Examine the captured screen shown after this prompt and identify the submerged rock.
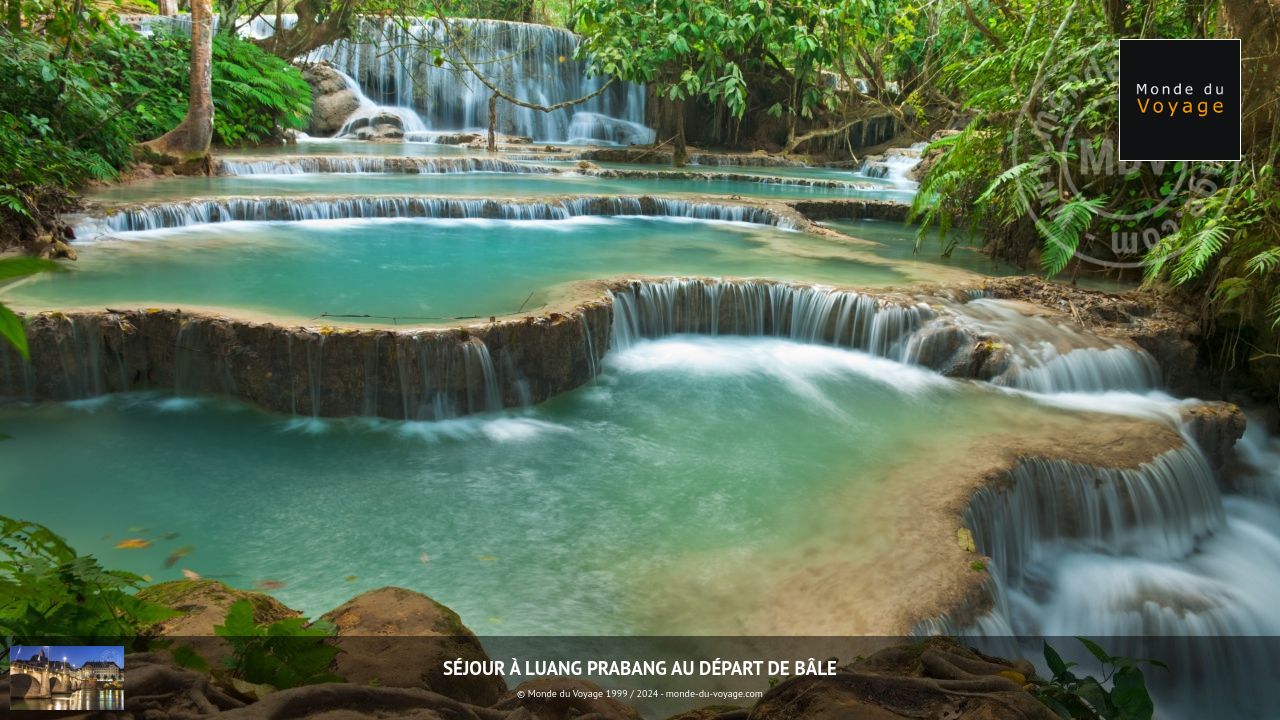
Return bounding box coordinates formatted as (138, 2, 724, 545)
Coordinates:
(320, 586, 507, 706)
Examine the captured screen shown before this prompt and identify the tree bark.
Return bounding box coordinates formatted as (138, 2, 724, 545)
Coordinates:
(1220, 0, 1280, 156)
(157, 0, 177, 15)
(140, 0, 214, 162)
(673, 100, 688, 167)
(249, 0, 355, 59)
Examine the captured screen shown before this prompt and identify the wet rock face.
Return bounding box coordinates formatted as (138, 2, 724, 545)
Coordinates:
(787, 199, 912, 222)
(320, 587, 507, 707)
(978, 276, 1204, 396)
(301, 63, 360, 137)
(1181, 401, 1247, 470)
(750, 638, 1054, 720)
(0, 304, 611, 420)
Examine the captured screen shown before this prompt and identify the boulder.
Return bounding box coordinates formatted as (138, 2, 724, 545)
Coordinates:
(319, 587, 506, 706)
(137, 579, 300, 670)
(491, 678, 640, 720)
(345, 112, 407, 140)
(749, 637, 1053, 720)
(301, 63, 360, 136)
(1181, 401, 1247, 470)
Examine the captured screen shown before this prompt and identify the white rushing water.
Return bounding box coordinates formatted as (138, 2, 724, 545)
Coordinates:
(133, 14, 653, 144)
(78, 197, 795, 236)
(905, 299, 1280, 720)
(854, 141, 928, 191)
(306, 17, 652, 144)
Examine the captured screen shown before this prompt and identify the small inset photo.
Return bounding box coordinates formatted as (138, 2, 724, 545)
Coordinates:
(8, 646, 125, 711)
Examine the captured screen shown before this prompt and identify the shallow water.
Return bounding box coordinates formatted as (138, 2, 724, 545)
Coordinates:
(0, 336, 1059, 633)
(89, 171, 906, 204)
(3, 217, 905, 322)
(826, 219, 1139, 292)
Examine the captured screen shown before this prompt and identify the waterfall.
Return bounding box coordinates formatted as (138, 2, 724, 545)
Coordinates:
(305, 17, 652, 144)
(214, 156, 559, 175)
(461, 338, 502, 414)
(854, 142, 928, 190)
(953, 298, 1161, 393)
(83, 197, 797, 236)
(608, 279, 932, 360)
(329, 67, 428, 138)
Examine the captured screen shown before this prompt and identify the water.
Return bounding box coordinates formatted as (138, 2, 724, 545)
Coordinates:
(0, 336, 1084, 634)
(10, 689, 126, 711)
(4, 218, 905, 322)
(87, 172, 906, 205)
(307, 17, 650, 143)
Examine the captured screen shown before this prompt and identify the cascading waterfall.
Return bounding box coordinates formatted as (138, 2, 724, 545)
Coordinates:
(214, 156, 558, 176)
(919, 300, 1280, 719)
(330, 66, 429, 138)
(608, 279, 932, 360)
(954, 298, 1161, 393)
(306, 17, 652, 144)
(854, 142, 928, 190)
(82, 196, 796, 236)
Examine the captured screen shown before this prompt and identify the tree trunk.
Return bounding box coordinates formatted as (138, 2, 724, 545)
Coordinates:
(140, 0, 214, 163)
(250, 0, 355, 59)
(488, 92, 498, 152)
(673, 100, 688, 167)
(157, 0, 177, 15)
(1219, 0, 1279, 156)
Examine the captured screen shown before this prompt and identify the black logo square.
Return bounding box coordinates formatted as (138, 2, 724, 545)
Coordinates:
(1119, 39, 1240, 161)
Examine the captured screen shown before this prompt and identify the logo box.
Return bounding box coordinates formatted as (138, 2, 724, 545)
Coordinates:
(1118, 38, 1241, 162)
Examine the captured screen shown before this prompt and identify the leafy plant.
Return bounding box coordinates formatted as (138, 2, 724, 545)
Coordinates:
(0, 516, 177, 645)
(0, 257, 60, 357)
(1030, 638, 1165, 720)
(213, 599, 342, 690)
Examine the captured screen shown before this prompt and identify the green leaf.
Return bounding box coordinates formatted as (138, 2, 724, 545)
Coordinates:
(0, 257, 63, 282)
(1112, 667, 1154, 720)
(0, 303, 29, 359)
(1076, 636, 1113, 665)
(1043, 641, 1068, 677)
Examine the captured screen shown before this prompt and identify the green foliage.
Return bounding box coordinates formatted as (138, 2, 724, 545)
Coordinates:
(0, 31, 137, 230)
(90, 30, 312, 147)
(911, 0, 1280, 357)
(572, 0, 903, 131)
(1, 17, 311, 246)
(0, 516, 177, 643)
(210, 34, 313, 145)
(214, 599, 342, 689)
(1030, 638, 1165, 720)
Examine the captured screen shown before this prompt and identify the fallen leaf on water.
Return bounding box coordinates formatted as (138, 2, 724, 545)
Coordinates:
(116, 538, 151, 549)
(128, 526, 149, 534)
(181, 568, 202, 580)
(419, 552, 430, 564)
(164, 545, 195, 568)
(344, 575, 358, 582)
(256, 579, 285, 590)
(478, 555, 497, 562)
